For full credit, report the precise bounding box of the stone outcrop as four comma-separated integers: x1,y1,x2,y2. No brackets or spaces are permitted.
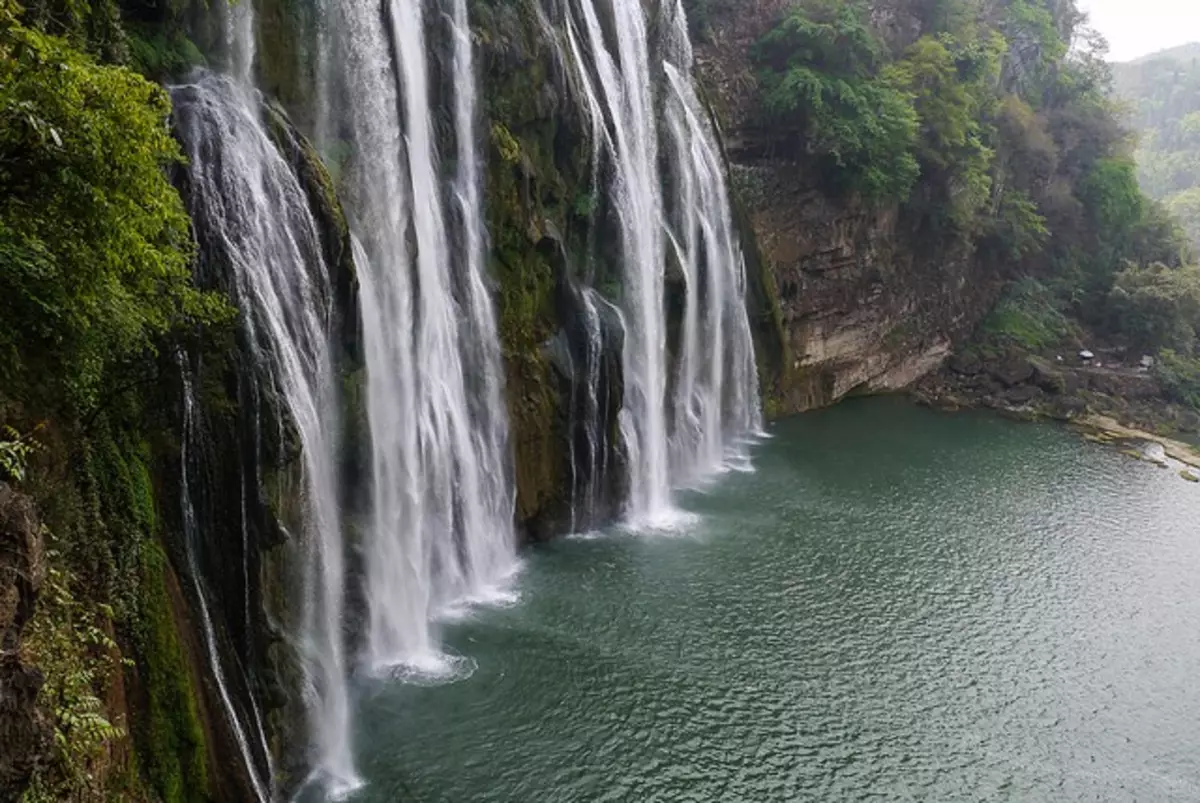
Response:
914,352,1200,435
0,483,50,803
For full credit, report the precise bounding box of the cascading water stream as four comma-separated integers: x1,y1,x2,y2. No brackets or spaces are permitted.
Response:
554,0,763,521
316,0,518,675
178,358,273,803
172,72,360,794
661,0,764,476
569,0,673,524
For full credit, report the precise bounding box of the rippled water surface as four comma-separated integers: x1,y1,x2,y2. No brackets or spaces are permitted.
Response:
351,399,1200,802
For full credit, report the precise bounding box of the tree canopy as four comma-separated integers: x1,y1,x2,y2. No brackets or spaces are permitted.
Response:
0,0,223,411
1114,43,1200,251
753,0,1200,408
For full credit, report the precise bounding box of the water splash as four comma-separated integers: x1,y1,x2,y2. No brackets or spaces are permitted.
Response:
316,0,519,675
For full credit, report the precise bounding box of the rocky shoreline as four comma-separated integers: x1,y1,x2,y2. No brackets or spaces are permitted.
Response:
911,350,1200,477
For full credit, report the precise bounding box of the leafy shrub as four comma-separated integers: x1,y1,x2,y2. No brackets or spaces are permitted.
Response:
21,546,127,803
978,278,1075,353
0,424,39,481
0,1,226,411
753,0,920,200
1155,348,1200,410
1107,263,1200,352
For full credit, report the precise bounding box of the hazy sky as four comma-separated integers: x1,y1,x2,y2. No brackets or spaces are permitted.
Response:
1076,0,1200,62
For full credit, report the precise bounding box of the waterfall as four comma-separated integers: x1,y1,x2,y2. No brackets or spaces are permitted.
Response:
172,72,361,794
661,0,764,477
316,0,518,674
570,0,673,524
178,358,273,803
555,0,763,522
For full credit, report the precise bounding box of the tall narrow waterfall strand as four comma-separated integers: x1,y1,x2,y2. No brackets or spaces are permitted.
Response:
317,0,518,673
178,360,273,803
571,0,673,524
556,0,762,520
450,0,518,596
172,73,360,794
662,0,763,476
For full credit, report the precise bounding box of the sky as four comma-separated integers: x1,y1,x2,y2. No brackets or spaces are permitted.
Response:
1076,0,1200,62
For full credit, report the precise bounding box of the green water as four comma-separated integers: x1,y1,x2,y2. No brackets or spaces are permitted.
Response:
350,399,1200,802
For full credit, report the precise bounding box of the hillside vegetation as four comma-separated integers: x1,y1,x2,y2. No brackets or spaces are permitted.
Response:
1114,42,1200,252
747,0,1200,409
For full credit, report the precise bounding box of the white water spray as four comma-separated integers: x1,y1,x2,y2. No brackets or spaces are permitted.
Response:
316,0,518,676
172,72,360,794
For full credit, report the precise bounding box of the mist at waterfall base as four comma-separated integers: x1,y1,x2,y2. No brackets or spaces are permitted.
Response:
346,399,1200,802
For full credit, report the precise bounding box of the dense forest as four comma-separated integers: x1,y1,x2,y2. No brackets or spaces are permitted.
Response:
1115,43,1200,253
2,0,1199,799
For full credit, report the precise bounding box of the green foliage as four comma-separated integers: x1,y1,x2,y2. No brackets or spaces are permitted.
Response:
1107,263,1200,352
987,190,1049,259
1075,156,1147,293
889,31,1002,228
131,543,209,803
1155,348,1200,410
490,121,521,163
125,24,204,79
0,424,39,481
1165,186,1200,253
753,0,920,200
21,546,127,803
978,278,1075,353
17,0,126,62
1001,0,1069,95
0,2,226,412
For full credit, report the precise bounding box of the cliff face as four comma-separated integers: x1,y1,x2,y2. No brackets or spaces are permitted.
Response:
0,484,50,801
734,162,995,412
694,0,1000,413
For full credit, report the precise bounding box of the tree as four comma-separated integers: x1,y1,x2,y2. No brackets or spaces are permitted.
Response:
0,0,224,411
753,0,920,200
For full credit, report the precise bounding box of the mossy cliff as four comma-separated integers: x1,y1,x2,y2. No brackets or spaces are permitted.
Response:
472,0,628,536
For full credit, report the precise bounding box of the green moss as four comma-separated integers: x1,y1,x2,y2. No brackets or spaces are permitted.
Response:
977,278,1075,355
130,542,209,803
125,24,204,79
491,122,521,164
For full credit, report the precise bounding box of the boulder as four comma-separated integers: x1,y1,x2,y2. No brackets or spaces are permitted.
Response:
1004,385,1041,406
989,354,1035,387
1030,360,1066,394
948,352,982,376
1048,396,1089,420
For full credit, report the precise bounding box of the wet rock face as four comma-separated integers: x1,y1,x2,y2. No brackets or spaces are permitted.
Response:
729,163,992,413
0,483,51,803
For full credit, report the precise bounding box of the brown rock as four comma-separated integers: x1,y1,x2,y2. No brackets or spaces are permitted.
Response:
990,354,1036,387
0,483,51,803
